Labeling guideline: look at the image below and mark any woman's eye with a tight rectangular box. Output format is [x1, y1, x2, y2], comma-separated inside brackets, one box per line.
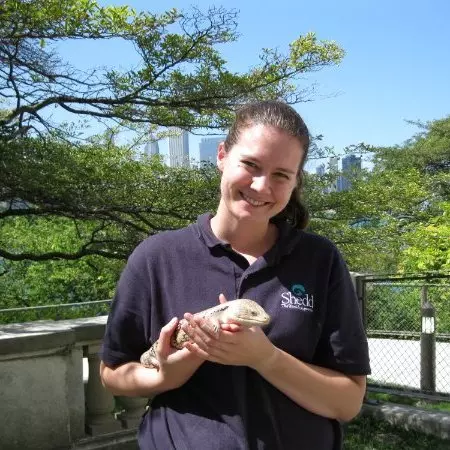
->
[242, 160, 257, 168]
[275, 172, 289, 180]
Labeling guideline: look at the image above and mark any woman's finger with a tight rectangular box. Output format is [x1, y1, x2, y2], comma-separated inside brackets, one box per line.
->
[220, 323, 241, 332]
[184, 341, 225, 363]
[182, 321, 216, 351]
[218, 293, 228, 304]
[185, 313, 220, 339]
[157, 317, 178, 358]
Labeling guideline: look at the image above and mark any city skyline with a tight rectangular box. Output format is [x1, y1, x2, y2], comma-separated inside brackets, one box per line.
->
[199, 136, 227, 165]
[167, 128, 190, 168]
[144, 132, 364, 187]
[314, 154, 362, 193]
[59, 1, 449, 173]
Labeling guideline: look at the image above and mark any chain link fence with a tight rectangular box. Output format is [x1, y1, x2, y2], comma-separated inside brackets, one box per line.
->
[361, 274, 450, 399]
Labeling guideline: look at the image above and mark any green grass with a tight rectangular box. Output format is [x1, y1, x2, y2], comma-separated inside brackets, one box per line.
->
[343, 415, 450, 449]
[366, 391, 450, 413]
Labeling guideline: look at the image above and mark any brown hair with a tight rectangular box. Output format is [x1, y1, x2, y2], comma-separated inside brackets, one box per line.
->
[224, 100, 310, 229]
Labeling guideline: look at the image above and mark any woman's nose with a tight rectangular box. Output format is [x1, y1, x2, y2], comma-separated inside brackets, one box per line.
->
[251, 175, 270, 193]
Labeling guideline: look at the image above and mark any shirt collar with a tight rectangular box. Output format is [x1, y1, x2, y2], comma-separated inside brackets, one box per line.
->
[195, 213, 229, 249]
[194, 213, 303, 262]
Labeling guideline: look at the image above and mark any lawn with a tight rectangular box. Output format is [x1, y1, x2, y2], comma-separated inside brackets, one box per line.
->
[343, 415, 449, 449]
[365, 391, 450, 413]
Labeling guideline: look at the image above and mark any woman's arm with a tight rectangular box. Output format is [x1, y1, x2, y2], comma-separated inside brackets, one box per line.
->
[253, 345, 366, 422]
[182, 318, 366, 422]
[100, 317, 204, 397]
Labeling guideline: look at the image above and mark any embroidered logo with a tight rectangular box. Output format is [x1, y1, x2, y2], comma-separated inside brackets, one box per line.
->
[281, 284, 314, 312]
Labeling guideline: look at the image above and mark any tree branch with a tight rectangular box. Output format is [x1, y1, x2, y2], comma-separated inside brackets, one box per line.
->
[0, 247, 127, 261]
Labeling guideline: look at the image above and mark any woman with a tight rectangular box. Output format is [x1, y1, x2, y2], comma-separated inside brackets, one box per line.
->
[100, 100, 371, 449]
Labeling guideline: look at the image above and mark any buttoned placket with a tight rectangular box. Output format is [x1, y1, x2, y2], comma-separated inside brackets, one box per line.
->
[237, 258, 271, 298]
[218, 240, 277, 300]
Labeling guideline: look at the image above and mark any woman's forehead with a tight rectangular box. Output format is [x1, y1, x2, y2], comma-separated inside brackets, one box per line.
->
[230, 125, 304, 159]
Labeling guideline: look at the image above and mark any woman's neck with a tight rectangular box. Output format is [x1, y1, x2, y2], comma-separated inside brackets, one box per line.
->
[210, 212, 277, 258]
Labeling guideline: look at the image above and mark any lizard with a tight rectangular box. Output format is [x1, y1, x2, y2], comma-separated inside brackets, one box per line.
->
[140, 298, 271, 370]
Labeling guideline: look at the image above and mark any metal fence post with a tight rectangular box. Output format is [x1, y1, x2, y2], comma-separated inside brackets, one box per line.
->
[350, 272, 366, 327]
[420, 285, 436, 392]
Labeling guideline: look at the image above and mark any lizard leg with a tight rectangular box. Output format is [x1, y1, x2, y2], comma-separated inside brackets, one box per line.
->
[208, 318, 221, 337]
[140, 343, 160, 371]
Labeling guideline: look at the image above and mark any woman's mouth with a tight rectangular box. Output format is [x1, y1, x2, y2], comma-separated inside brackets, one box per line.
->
[240, 192, 267, 207]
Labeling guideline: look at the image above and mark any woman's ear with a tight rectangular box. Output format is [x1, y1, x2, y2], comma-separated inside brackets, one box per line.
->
[217, 142, 227, 172]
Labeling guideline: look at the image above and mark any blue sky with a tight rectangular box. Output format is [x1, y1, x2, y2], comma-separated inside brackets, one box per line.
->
[61, 0, 450, 168]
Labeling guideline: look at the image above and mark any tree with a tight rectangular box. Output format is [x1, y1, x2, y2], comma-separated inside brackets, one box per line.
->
[1, 0, 344, 263]
[1, 0, 344, 139]
[306, 117, 450, 274]
[0, 139, 221, 261]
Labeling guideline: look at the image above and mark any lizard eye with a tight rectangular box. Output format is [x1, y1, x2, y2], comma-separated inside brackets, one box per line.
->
[251, 311, 257, 316]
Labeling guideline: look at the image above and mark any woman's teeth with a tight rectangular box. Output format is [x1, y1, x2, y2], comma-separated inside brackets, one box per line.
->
[241, 193, 265, 206]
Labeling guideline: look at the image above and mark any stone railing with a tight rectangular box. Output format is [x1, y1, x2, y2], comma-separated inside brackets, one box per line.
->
[0, 317, 147, 450]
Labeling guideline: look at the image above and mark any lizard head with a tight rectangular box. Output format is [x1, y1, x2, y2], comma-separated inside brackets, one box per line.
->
[224, 299, 270, 327]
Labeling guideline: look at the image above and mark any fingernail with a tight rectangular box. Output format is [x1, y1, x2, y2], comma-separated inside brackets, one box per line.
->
[171, 317, 177, 323]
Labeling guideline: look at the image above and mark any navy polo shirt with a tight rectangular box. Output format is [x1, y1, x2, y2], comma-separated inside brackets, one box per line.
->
[101, 213, 370, 450]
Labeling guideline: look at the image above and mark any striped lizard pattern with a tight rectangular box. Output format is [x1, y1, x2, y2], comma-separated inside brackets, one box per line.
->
[140, 299, 271, 370]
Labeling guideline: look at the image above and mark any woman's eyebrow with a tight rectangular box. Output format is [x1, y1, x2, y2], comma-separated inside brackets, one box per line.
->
[276, 167, 296, 175]
[240, 153, 296, 175]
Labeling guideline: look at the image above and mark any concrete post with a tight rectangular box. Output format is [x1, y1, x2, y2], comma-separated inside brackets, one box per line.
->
[0, 322, 80, 449]
[117, 396, 149, 428]
[84, 344, 122, 435]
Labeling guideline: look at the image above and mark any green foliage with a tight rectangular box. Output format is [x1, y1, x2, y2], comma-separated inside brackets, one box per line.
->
[365, 285, 420, 332]
[343, 415, 450, 450]
[307, 117, 450, 274]
[0, 137, 221, 260]
[399, 203, 450, 273]
[1, 0, 344, 261]
[0, 256, 122, 323]
[0, 0, 344, 139]
[365, 280, 449, 334]
[365, 391, 450, 412]
[1, 0, 449, 323]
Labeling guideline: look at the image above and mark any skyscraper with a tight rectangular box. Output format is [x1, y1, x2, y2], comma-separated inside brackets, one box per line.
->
[315, 163, 326, 176]
[143, 140, 160, 156]
[328, 156, 339, 192]
[338, 154, 362, 191]
[168, 128, 190, 168]
[199, 136, 226, 165]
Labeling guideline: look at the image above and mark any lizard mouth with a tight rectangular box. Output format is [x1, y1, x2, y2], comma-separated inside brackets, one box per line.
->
[241, 314, 271, 326]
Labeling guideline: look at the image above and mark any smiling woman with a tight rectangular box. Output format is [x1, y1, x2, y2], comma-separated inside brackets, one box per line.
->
[217, 124, 302, 219]
[100, 100, 371, 450]
[211, 101, 310, 256]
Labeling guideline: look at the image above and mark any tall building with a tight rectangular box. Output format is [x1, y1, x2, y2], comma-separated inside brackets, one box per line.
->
[338, 154, 362, 191]
[338, 155, 361, 191]
[342, 154, 362, 172]
[315, 163, 326, 176]
[328, 156, 340, 192]
[168, 128, 190, 168]
[143, 140, 160, 156]
[199, 136, 226, 165]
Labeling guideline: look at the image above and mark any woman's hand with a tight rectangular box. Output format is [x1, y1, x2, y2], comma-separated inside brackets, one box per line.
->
[149, 316, 205, 390]
[101, 316, 208, 398]
[181, 294, 277, 370]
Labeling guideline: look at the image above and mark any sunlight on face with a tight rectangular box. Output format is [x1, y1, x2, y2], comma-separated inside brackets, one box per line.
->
[217, 124, 305, 223]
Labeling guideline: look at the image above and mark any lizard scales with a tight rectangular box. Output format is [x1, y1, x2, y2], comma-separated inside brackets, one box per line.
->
[140, 298, 270, 370]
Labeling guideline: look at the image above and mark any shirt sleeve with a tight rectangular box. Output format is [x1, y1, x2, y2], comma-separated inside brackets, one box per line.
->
[100, 243, 152, 368]
[313, 248, 371, 375]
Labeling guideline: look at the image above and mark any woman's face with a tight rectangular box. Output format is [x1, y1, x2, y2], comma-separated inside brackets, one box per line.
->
[217, 124, 305, 224]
